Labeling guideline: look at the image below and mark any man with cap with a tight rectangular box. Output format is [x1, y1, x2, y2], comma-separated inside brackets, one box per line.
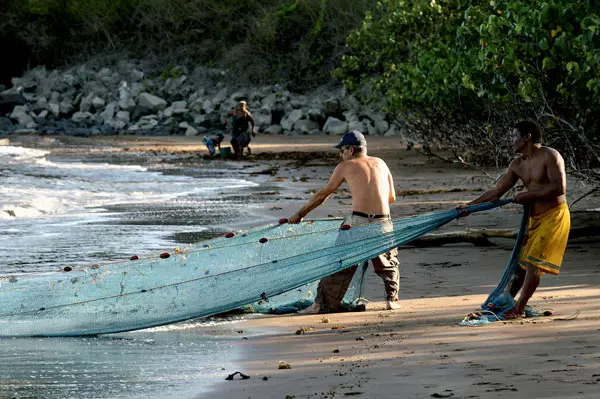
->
[289, 130, 401, 313]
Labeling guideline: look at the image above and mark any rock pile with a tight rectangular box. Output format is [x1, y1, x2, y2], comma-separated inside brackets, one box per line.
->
[0, 61, 408, 141]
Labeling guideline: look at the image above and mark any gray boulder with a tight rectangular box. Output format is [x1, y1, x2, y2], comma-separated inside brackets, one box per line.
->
[128, 82, 143, 98]
[163, 75, 188, 100]
[263, 125, 282, 135]
[91, 96, 106, 111]
[260, 93, 278, 110]
[171, 101, 188, 115]
[375, 119, 390, 135]
[106, 119, 127, 130]
[185, 126, 198, 136]
[212, 88, 228, 105]
[100, 102, 117, 123]
[230, 90, 247, 102]
[290, 96, 307, 109]
[138, 93, 168, 112]
[129, 116, 159, 131]
[33, 97, 49, 113]
[280, 109, 303, 131]
[365, 121, 377, 136]
[72, 111, 93, 123]
[59, 100, 74, 115]
[252, 108, 272, 127]
[10, 106, 36, 128]
[79, 93, 95, 113]
[341, 95, 361, 112]
[323, 117, 348, 135]
[131, 69, 145, 82]
[37, 110, 49, 120]
[202, 99, 214, 114]
[116, 111, 130, 124]
[118, 98, 136, 112]
[348, 120, 366, 133]
[343, 110, 359, 122]
[48, 102, 60, 117]
[62, 73, 76, 88]
[308, 107, 326, 126]
[293, 119, 320, 134]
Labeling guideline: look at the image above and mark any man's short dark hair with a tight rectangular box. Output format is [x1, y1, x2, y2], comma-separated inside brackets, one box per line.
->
[514, 120, 542, 144]
[342, 145, 365, 154]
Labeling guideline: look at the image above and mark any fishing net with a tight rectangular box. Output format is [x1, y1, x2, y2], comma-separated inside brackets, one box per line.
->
[0, 200, 512, 337]
[459, 204, 549, 325]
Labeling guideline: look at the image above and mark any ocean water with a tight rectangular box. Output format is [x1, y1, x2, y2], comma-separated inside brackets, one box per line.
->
[0, 141, 275, 398]
[0, 320, 244, 399]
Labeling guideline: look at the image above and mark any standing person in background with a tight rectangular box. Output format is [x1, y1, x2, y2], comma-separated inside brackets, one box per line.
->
[289, 130, 401, 313]
[229, 100, 255, 158]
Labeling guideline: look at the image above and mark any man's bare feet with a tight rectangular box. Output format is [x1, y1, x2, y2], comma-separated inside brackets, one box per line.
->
[501, 308, 524, 320]
[298, 303, 321, 314]
[385, 299, 401, 310]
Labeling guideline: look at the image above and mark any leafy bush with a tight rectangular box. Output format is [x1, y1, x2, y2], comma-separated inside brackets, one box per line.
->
[335, 0, 600, 172]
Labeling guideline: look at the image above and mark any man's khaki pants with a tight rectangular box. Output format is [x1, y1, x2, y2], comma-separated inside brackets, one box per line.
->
[315, 214, 400, 312]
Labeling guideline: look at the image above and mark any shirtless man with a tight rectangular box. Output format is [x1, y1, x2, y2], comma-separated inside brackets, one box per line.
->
[289, 130, 401, 313]
[461, 120, 570, 318]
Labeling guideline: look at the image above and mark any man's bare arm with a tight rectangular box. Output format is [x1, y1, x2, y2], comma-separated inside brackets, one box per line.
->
[515, 150, 566, 204]
[289, 165, 345, 223]
[468, 162, 520, 205]
[247, 112, 256, 135]
[388, 170, 396, 204]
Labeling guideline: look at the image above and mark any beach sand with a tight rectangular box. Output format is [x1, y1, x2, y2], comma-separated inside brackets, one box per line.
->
[12, 133, 600, 398]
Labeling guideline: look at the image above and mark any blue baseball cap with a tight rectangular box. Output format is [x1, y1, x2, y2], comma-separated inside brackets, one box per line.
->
[333, 130, 367, 149]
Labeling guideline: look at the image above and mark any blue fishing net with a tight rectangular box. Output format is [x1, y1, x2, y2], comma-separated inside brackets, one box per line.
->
[458, 204, 551, 326]
[0, 200, 511, 337]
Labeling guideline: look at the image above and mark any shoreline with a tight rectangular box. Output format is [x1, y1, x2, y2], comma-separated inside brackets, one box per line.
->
[4, 134, 600, 399]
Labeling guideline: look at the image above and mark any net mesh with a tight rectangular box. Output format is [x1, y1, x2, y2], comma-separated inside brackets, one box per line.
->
[0, 201, 512, 337]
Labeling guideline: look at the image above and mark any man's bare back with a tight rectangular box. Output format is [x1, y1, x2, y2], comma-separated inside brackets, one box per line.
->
[289, 145, 395, 223]
[335, 156, 394, 215]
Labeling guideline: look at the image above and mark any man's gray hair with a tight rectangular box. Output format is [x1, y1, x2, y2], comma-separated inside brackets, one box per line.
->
[345, 145, 366, 154]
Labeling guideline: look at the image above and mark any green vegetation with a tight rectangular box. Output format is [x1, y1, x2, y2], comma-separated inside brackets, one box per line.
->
[335, 0, 600, 172]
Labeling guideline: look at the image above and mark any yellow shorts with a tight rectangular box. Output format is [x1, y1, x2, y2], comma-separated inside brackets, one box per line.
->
[519, 203, 571, 275]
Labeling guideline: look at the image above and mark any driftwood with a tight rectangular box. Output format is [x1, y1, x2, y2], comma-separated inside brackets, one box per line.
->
[405, 225, 600, 248]
[406, 229, 516, 247]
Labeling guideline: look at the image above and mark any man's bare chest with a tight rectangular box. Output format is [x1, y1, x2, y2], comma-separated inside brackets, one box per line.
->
[516, 159, 548, 185]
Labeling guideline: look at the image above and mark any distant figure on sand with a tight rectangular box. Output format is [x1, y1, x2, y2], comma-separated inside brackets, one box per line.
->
[202, 133, 225, 157]
[229, 101, 255, 158]
[461, 120, 570, 319]
[289, 130, 401, 313]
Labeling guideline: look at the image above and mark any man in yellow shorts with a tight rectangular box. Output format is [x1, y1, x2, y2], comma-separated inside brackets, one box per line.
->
[461, 120, 570, 319]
